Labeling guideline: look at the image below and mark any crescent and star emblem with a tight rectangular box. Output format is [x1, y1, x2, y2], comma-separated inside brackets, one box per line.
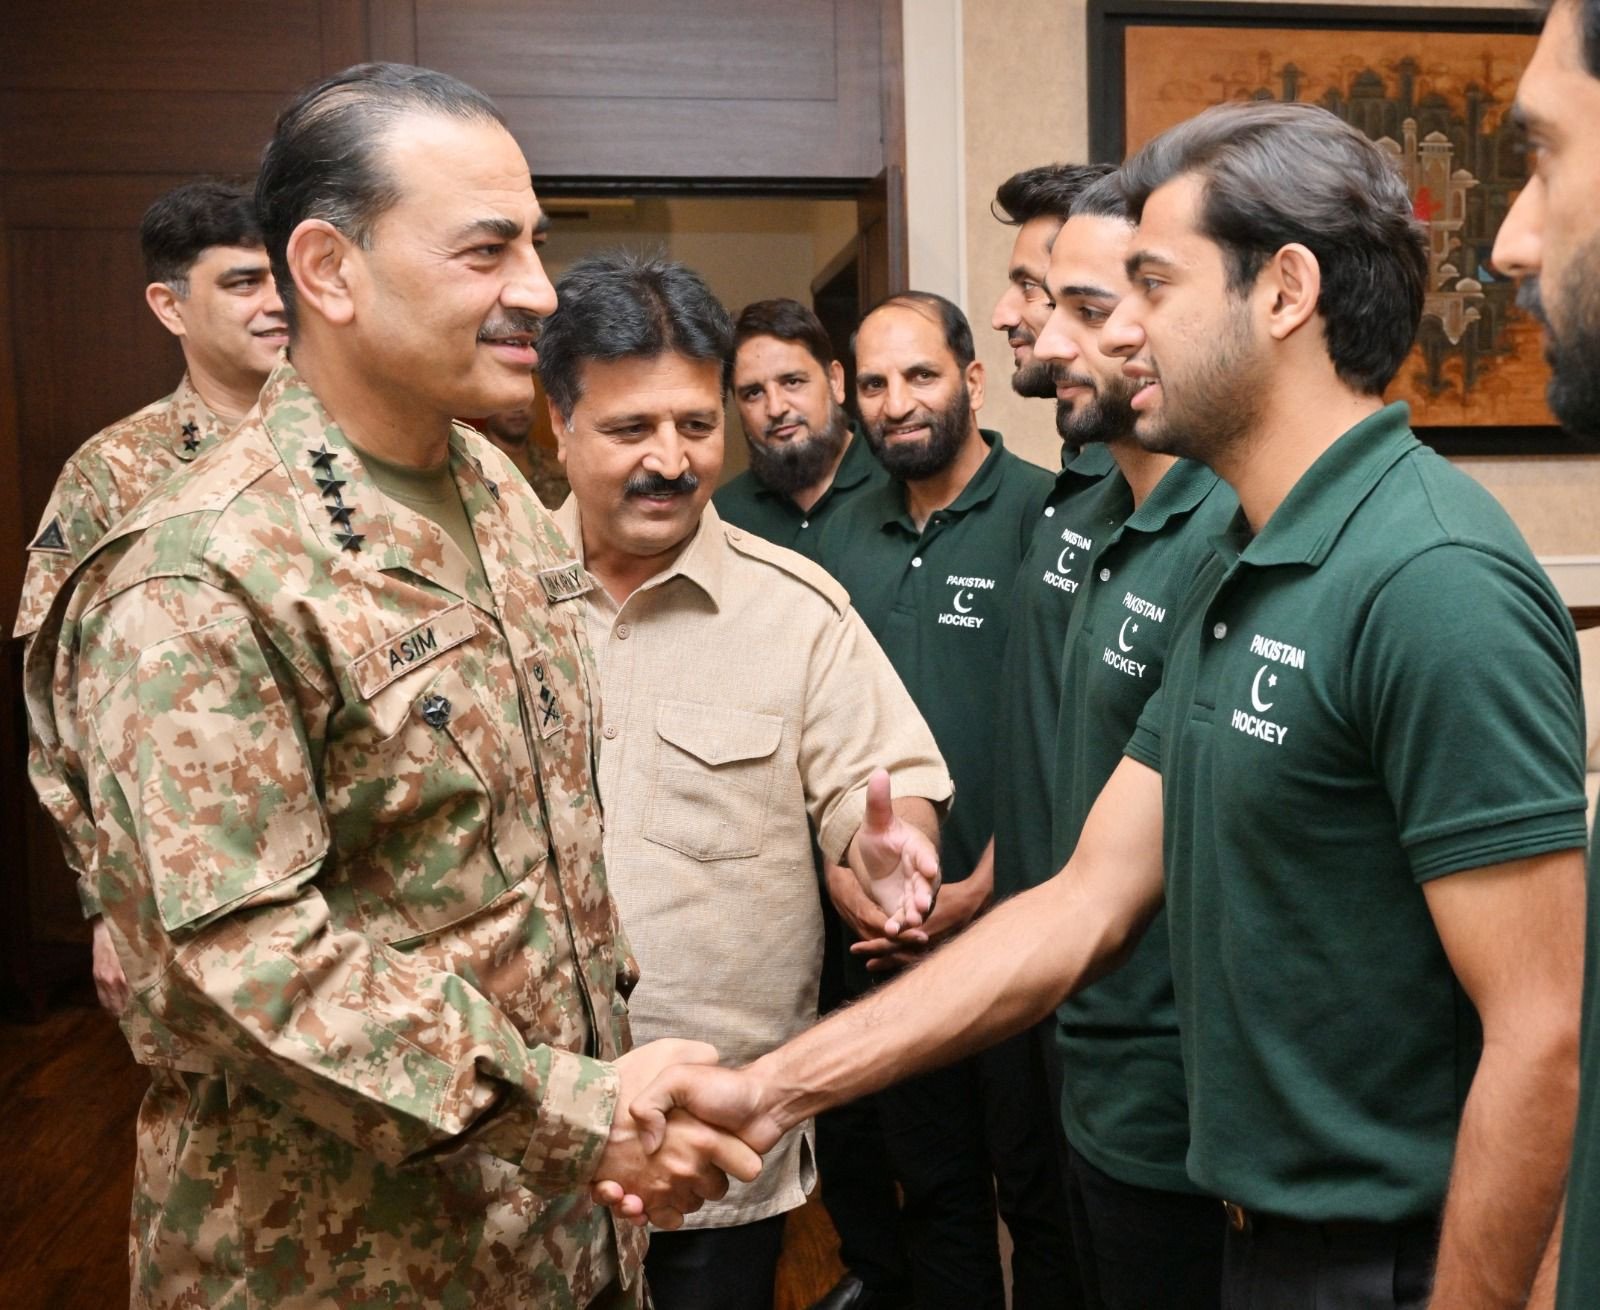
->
[1056, 546, 1076, 573]
[952, 590, 974, 614]
[1117, 617, 1137, 652]
[1250, 664, 1277, 713]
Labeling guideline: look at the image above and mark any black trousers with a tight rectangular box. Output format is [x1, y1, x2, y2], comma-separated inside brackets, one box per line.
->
[1062, 1141, 1223, 1310]
[975, 1026, 1081, 1309]
[1220, 1210, 1438, 1310]
[643, 1213, 788, 1310]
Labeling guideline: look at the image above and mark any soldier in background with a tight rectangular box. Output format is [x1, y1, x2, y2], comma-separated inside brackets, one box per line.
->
[15, 178, 286, 1013]
[24, 63, 760, 1309]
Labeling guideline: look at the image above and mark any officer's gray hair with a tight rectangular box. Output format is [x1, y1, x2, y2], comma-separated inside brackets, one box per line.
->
[256, 62, 506, 332]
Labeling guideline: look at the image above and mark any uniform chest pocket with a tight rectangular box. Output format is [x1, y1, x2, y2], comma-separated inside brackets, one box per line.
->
[331, 661, 543, 944]
[644, 700, 783, 861]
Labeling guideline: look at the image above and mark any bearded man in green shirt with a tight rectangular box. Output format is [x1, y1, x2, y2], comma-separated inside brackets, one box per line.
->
[1491, 1, 1600, 1305]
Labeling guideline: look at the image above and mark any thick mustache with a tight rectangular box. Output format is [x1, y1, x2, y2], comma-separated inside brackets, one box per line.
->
[1058, 373, 1097, 390]
[764, 415, 809, 439]
[625, 471, 700, 497]
[478, 310, 543, 342]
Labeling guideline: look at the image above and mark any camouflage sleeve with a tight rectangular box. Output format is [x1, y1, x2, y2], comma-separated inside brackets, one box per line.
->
[14, 462, 113, 640]
[82, 578, 619, 1192]
[21, 538, 123, 919]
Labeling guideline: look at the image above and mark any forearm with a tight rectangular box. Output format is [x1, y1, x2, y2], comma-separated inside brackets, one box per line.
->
[1524, 1197, 1563, 1310]
[1428, 1035, 1577, 1307]
[750, 863, 1151, 1134]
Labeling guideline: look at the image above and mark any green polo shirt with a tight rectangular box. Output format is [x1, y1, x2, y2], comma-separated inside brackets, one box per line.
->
[712, 425, 886, 562]
[1049, 459, 1237, 1193]
[990, 443, 1120, 900]
[1559, 823, 1600, 1308]
[1123, 403, 1587, 1223]
[818, 431, 1052, 884]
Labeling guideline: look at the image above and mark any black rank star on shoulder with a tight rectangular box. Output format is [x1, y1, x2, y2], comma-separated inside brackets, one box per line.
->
[326, 504, 355, 529]
[309, 444, 338, 471]
[314, 473, 348, 500]
[484, 478, 499, 501]
[180, 421, 201, 453]
[334, 530, 365, 553]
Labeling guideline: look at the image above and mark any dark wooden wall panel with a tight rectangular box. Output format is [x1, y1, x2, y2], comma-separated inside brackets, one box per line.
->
[419, 0, 840, 101]
[413, 0, 884, 180]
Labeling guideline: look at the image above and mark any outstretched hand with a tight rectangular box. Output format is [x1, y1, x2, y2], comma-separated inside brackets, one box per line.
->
[846, 769, 941, 935]
[592, 1040, 763, 1229]
[591, 1062, 783, 1223]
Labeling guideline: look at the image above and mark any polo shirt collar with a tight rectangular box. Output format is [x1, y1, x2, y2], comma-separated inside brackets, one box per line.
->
[882, 428, 1008, 532]
[1060, 441, 1115, 481]
[1233, 403, 1418, 569]
[555, 495, 726, 609]
[1124, 457, 1220, 536]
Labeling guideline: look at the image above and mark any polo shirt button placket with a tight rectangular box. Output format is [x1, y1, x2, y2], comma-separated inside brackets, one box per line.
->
[1213, 622, 1228, 640]
[911, 557, 922, 568]
[1099, 567, 1111, 582]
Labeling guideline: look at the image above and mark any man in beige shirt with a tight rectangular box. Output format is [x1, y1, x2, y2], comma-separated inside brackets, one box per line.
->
[540, 250, 953, 1310]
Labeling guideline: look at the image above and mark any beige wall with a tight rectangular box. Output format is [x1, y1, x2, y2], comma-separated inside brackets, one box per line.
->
[955, 0, 1599, 558]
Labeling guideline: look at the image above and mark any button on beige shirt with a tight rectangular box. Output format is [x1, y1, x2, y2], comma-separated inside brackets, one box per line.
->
[555, 498, 953, 1227]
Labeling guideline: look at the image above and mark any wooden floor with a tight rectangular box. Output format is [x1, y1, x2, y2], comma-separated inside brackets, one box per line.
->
[0, 987, 843, 1309]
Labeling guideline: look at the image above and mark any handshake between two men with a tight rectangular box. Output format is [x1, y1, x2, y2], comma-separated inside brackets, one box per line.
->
[591, 770, 943, 1228]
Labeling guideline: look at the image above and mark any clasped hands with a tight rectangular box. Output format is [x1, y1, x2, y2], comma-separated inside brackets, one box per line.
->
[591, 770, 941, 1223]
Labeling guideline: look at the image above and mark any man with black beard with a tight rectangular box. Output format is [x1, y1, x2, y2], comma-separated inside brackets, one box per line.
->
[1030, 173, 1236, 1310]
[1490, 2, 1600, 1304]
[815, 293, 1052, 1310]
[715, 298, 888, 563]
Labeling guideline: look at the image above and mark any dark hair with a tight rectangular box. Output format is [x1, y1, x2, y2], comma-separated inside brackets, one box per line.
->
[140, 180, 263, 289]
[1119, 100, 1426, 395]
[1582, 0, 1600, 76]
[857, 291, 976, 370]
[256, 62, 506, 331]
[539, 249, 734, 421]
[732, 298, 836, 374]
[1069, 170, 1133, 223]
[992, 162, 1117, 226]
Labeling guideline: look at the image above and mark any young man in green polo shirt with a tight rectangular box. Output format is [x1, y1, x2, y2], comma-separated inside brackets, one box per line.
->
[714, 298, 887, 562]
[816, 291, 1058, 1309]
[1491, 2, 1600, 1304]
[605, 103, 1588, 1310]
[1032, 173, 1237, 1310]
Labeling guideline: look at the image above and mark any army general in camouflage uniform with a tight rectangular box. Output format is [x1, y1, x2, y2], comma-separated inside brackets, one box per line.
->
[25, 64, 758, 1309]
[16, 179, 285, 1012]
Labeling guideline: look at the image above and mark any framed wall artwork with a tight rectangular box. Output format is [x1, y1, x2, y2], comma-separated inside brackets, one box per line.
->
[1087, 0, 1596, 454]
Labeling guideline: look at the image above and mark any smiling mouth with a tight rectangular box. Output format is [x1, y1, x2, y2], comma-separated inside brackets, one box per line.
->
[884, 423, 929, 441]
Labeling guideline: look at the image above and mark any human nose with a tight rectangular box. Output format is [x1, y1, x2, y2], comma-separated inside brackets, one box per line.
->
[643, 425, 691, 479]
[763, 383, 788, 419]
[261, 274, 285, 320]
[991, 284, 1022, 333]
[1490, 176, 1543, 281]
[504, 243, 559, 318]
[1100, 298, 1143, 360]
[1033, 306, 1077, 365]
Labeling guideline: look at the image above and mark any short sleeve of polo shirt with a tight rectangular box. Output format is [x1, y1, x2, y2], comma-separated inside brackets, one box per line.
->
[1351, 543, 1587, 882]
[1124, 683, 1165, 774]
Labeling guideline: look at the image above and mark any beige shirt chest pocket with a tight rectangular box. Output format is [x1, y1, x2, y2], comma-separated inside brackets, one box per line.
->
[338, 607, 545, 944]
[645, 700, 784, 861]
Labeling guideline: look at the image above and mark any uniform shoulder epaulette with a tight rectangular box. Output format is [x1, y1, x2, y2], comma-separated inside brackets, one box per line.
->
[723, 524, 850, 616]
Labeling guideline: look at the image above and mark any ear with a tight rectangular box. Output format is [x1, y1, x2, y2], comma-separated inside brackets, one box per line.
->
[144, 282, 187, 339]
[547, 396, 570, 463]
[1262, 243, 1322, 342]
[827, 359, 846, 406]
[286, 219, 358, 328]
[965, 358, 986, 413]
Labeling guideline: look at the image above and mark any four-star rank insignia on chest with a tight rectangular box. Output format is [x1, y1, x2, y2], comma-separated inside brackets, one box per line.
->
[308, 445, 364, 553]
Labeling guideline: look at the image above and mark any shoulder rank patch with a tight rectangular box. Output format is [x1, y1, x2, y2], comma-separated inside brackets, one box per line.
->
[349, 602, 478, 700]
[28, 517, 70, 555]
[538, 561, 591, 604]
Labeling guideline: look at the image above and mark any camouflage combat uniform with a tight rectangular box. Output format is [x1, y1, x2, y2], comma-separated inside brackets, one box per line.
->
[17, 375, 232, 913]
[25, 361, 646, 1309]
